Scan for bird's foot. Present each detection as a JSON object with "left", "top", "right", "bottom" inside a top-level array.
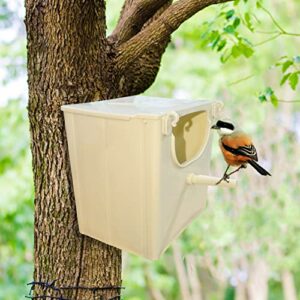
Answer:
[{"left": 216, "top": 174, "right": 230, "bottom": 185}]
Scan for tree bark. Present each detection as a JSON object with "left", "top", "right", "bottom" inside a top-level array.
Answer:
[
  {"left": 116, "top": 0, "right": 231, "bottom": 70},
  {"left": 25, "top": 0, "right": 232, "bottom": 298}
]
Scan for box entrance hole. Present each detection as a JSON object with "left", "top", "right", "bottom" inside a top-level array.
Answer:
[{"left": 172, "top": 111, "right": 209, "bottom": 166}]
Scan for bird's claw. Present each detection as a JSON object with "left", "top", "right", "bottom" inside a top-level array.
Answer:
[
  {"left": 216, "top": 174, "right": 230, "bottom": 185},
  {"left": 224, "top": 174, "right": 230, "bottom": 182}
]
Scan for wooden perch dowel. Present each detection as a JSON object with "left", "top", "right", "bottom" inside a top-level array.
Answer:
[{"left": 186, "top": 174, "right": 237, "bottom": 188}]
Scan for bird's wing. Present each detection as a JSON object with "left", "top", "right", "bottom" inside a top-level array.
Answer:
[{"left": 222, "top": 143, "right": 258, "bottom": 161}]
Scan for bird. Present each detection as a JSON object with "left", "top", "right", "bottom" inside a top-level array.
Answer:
[{"left": 211, "top": 120, "right": 271, "bottom": 184}]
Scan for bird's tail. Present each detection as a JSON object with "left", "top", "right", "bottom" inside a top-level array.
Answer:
[{"left": 248, "top": 160, "right": 271, "bottom": 176}]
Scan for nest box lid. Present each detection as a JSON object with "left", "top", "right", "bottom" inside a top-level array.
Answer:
[{"left": 61, "top": 96, "right": 212, "bottom": 120}]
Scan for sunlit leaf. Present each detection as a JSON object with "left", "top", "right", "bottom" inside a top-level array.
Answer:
[
  {"left": 231, "top": 45, "right": 240, "bottom": 58},
  {"left": 220, "top": 48, "right": 232, "bottom": 63},
  {"left": 239, "top": 42, "right": 254, "bottom": 58},
  {"left": 270, "top": 94, "right": 279, "bottom": 107},
  {"left": 244, "top": 12, "right": 254, "bottom": 31},
  {"left": 280, "top": 73, "right": 291, "bottom": 86},
  {"left": 256, "top": 1, "right": 263, "bottom": 8},
  {"left": 282, "top": 60, "right": 293, "bottom": 73},
  {"left": 289, "top": 73, "right": 299, "bottom": 90}
]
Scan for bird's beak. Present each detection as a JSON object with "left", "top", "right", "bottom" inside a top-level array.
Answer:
[{"left": 211, "top": 125, "right": 219, "bottom": 130}]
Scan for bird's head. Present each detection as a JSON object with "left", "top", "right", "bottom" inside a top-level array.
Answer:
[{"left": 211, "top": 120, "right": 235, "bottom": 136}]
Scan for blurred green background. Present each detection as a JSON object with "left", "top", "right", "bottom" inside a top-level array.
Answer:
[{"left": 1, "top": 0, "right": 300, "bottom": 299}]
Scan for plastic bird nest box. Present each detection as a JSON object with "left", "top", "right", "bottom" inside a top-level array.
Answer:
[{"left": 62, "top": 96, "right": 225, "bottom": 260}]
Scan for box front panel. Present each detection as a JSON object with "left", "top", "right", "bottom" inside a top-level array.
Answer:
[
  {"left": 157, "top": 108, "right": 213, "bottom": 254},
  {"left": 65, "top": 111, "right": 164, "bottom": 258}
]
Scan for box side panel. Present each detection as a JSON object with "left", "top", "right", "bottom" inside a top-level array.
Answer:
[
  {"left": 141, "top": 119, "right": 162, "bottom": 259},
  {"left": 64, "top": 113, "right": 111, "bottom": 239},
  {"left": 64, "top": 113, "right": 85, "bottom": 228},
  {"left": 104, "top": 118, "right": 148, "bottom": 255}
]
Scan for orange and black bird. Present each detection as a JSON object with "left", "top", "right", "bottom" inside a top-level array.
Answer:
[{"left": 211, "top": 120, "right": 271, "bottom": 184}]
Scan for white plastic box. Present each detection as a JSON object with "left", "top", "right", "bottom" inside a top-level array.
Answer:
[{"left": 62, "top": 96, "right": 224, "bottom": 259}]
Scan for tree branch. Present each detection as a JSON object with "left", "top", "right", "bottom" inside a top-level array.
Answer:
[
  {"left": 117, "top": 1, "right": 172, "bottom": 96},
  {"left": 116, "top": 0, "right": 232, "bottom": 70},
  {"left": 108, "top": 0, "right": 171, "bottom": 45}
]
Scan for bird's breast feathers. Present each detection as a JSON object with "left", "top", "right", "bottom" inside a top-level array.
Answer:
[{"left": 220, "top": 131, "right": 258, "bottom": 162}]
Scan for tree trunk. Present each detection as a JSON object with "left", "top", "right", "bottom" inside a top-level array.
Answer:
[
  {"left": 247, "top": 259, "right": 269, "bottom": 300},
  {"left": 235, "top": 282, "right": 248, "bottom": 300},
  {"left": 281, "top": 270, "right": 298, "bottom": 300},
  {"left": 25, "top": 1, "right": 121, "bottom": 299}
]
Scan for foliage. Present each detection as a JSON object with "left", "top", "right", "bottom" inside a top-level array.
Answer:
[
  {"left": 0, "top": 0, "right": 13, "bottom": 27},
  {"left": 276, "top": 56, "right": 300, "bottom": 90},
  {"left": 0, "top": 100, "right": 34, "bottom": 299},
  {"left": 186, "top": 0, "right": 300, "bottom": 105}
]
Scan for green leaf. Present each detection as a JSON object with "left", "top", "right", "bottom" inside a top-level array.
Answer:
[
  {"left": 289, "top": 73, "right": 299, "bottom": 90},
  {"left": 233, "top": 17, "right": 241, "bottom": 29},
  {"left": 256, "top": 1, "right": 263, "bottom": 8},
  {"left": 282, "top": 60, "right": 293, "bottom": 73},
  {"left": 279, "top": 55, "right": 288, "bottom": 60},
  {"left": 265, "top": 86, "right": 274, "bottom": 96},
  {"left": 259, "top": 94, "right": 267, "bottom": 103},
  {"left": 226, "top": 10, "right": 235, "bottom": 20},
  {"left": 270, "top": 94, "right": 279, "bottom": 107},
  {"left": 211, "top": 30, "right": 220, "bottom": 38},
  {"left": 244, "top": 13, "right": 254, "bottom": 31},
  {"left": 211, "top": 34, "right": 221, "bottom": 49},
  {"left": 221, "top": 49, "right": 232, "bottom": 63},
  {"left": 224, "top": 25, "right": 235, "bottom": 34},
  {"left": 217, "top": 39, "right": 227, "bottom": 52},
  {"left": 280, "top": 73, "right": 291, "bottom": 85},
  {"left": 239, "top": 42, "right": 254, "bottom": 58},
  {"left": 208, "top": 31, "right": 220, "bottom": 49},
  {"left": 243, "top": 46, "right": 254, "bottom": 58},
  {"left": 231, "top": 45, "right": 241, "bottom": 58}
]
